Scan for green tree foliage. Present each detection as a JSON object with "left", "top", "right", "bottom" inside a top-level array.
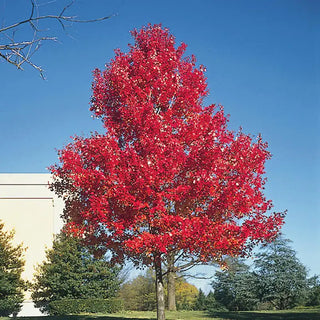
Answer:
[
  {"left": 0, "top": 220, "right": 26, "bottom": 316},
  {"left": 31, "top": 232, "right": 122, "bottom": 313},
  {"left": 205, "top": 291, "right": 226, "bottom": 311},
  {"left": 254, "top": 237, "right": 309, "bottom": 310},
  {"left": 194, "top": 289, "right": 207, "bottom": 311},
  {"left": 211, "top": 237, "right": 319, "bottom": 311},
  {"left": 212, "top": 258, "right": 258, "bottom": 311},
  {"left": 194, "top": 290, "right": 226, "bottom": 311},
  {"left": 118, "top": 269, "right": 198, "bottom": 311},
  {"left": 175, "top": 277, "right": 198, "bottom": 310},
  {"left": 119, "top": 269, "right": 156, "bottom": 311},
  {"left": 306, "top": 276, "right": 320, "bottom": 306}
]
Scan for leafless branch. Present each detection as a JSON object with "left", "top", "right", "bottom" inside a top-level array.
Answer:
[
  {"left": 0, "top": 0, "right": 112, "bottom": 79},
  {"left": 182, "top": 273, "right": 214, "bottom": 280}
]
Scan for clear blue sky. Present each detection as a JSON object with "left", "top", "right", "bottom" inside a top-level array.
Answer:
[{"left": 1, "top": 0, "right": 319, "bottom": 290}]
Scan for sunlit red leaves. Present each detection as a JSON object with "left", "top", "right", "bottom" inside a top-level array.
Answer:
[
  {"left": 91, "top": 24, "right": 207, "bottom": 139},
  {"left": 50, "top": 24, "right": 284, "bottom": 267}
]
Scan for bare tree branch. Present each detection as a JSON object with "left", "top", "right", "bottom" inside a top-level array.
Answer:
[
  {"left": 0, "top": 0, "right": 112, "bottom": 79},
  {"left": 182, "top": 273, "right": 214, "bottom": 280}
]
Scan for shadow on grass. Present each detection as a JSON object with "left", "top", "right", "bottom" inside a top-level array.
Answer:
[
  {"left": 209, "top": 310, "right": 320, "bottom": 320},
  {"left": 14, "top": 317, "right": 153, "bottom": 320}
]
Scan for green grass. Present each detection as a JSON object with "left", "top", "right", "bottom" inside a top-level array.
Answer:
[
  {"left": 209, "top": 308, "right": 320, "bottom": 320},
  {"left": 0, "top": 311, "right": 209, "bottom": 320},
  {"left": 0, "top": 308, "right": 320, "bottom": 320}
]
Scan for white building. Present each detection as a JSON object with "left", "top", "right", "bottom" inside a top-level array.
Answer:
[{"left": 0, "top": 174, "right": 64, "bottom": 316}]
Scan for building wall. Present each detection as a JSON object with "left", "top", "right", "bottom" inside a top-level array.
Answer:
[{"left": 0, "top": 173, "right": 64, "bottom": 302}]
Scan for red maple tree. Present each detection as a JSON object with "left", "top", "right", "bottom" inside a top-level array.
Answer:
[{"left": 50, "top": 24, "right": 285, "bottom": 319}]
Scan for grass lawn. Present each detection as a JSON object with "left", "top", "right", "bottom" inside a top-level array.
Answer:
[
  {"left": 0, "top": 308, "right": 319, "bottom": 319},
  {"left": 0, "top": 311, "right": 210, "bottom": 320},
  {"left": 209, "top": 308, "right": 320, "bottom": 319}
]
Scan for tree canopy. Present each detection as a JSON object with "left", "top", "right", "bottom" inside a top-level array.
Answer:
[{"left": 50, "top": 24, "right": 285, "bottom": 319}]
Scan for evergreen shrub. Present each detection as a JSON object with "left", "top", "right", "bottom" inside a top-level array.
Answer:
[
  {"left": 48, "top": 298, "right": 123, "bottom": 315},
  {"left": 0, "top": 221, "right": 25, "bottom": 316}
]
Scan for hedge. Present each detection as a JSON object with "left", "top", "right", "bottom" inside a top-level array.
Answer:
[{"left": 48, "top": 298, "right": 123, "bottom": 315}]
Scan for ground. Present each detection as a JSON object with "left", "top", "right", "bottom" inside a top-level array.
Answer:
[{"left": 1, "top": 308, "right": 320, "bottom": 320}]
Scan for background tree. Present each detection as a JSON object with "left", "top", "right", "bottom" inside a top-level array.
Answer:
[
  {"left": 205, "top": 291, "right": 224, "bottom": 311},
  {"left": 118, "top": 269, "right": 156, "bottom": 311},
  {"left": 194, "top": 289, "right": 206, "bottom": 311},
  {"left": 174, "top": 277, "right": 198, "bottom": 310},
  {"left": 119, "top": 269, "right": 198, "bottom": 311},
  {"left": 211, "top": 237, "right": 318, "bottom": 311},
  {"left": 32, "top": 231, "right": 122, "bottom": 313},
  {"left": 50, "top": 24, "right": 285, "bottom": 320},
  {"left": 253, "top": 236, "right": 309, "bottom": 310},
  {"left": 194, "top": 290, "right": 225, "bottom": 311},
  {"left": 212, "top": 258, "right": 258, "bottom": 311},
  {"left": 165, "top": 251, "right": 215, "bottom": 311},
  {"left": 0, "top": 0, "right": 110, "bottom": 78},
  {"left": 306, "top": 275, "right": 320, "bottom": 307},
  {"left": 0, "top": 220, "right": 26, "bottom": 317}
]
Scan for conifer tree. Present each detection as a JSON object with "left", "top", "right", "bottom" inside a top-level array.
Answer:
[
  {"left": 212, "top": 258, "right": 258, "bottom": 311},
  {"left": 194, "top": 289, "right": 206, "bottom": 310},
  {"left": 254, "top": 237, "right": 309, "bottom": 309},
  {"left": 0, "top": 220, "right": 25, "bottom": 316},
  {"left": 32, "top": 232, "right": 122, "bottom": 313}
]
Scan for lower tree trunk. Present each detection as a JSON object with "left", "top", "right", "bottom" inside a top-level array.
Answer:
[
  {"left": 167, "top": 253, "right": 176, "bottom": 311},
  {"left": 154, "top": 256, "right": 166, "bottom": 320}
]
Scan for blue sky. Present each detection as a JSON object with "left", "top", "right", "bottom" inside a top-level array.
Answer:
[{"left": 0, "top": 0, "right": 319, "bottom": 291}]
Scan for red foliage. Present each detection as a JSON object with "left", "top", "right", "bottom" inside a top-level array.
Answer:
[{"left": 50, "top": 24, "right": 285, "bottom": 266}]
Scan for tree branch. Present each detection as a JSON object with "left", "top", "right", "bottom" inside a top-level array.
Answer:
[{"left": 0, "top": 0, "right": 112, "bottom": 78}]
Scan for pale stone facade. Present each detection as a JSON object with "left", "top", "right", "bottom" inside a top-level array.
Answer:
[{"left": 0, "top": 173, "right": 64, "bottom": 316}]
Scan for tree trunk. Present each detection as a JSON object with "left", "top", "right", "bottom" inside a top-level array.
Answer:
[
  {"left": 155, "top": 256, "right": 166, "bottom": 320},
  {"left": 167, "top": 252, "right": 176, "bottom": 311}
]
